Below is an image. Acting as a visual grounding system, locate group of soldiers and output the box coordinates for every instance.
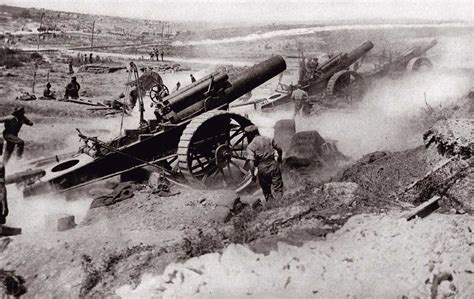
[150,48,165,62]
[40,77,81,101]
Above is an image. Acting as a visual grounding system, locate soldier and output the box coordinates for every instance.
[43,82,56,99]
[65,76,81,99]
[245,125,283,202]
[0,162,7,225]
[89,53,93,64]
[0,105,33,164]
[190,74,196,83]
[291,84,309,118]
[160,50,164,62]
[68,59,74,74]
[174,81,181,92]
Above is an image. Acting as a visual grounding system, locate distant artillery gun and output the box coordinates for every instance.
[298,41,374,99]
[237,41,374,111]
[367,39,437,79]
[12,56,286,197]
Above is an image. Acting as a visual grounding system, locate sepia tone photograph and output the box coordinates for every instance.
[0,0,473,297]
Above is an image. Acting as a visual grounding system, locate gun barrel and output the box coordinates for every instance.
[167,72,230,113]
[346,41,374,63]
[223,55,287,101]
[164,56,286,122]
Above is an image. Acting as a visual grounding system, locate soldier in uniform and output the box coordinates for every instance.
[245,125,283,202]
[43,82,55,99]
[190,74,196,83]
[0,106,33,164]
[291,84,309,118]
[0,162,7,225]
[65,76,81,99]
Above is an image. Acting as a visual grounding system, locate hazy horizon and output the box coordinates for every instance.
[1,0,473,25]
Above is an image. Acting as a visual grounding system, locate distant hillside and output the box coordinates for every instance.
[0,4,177,37]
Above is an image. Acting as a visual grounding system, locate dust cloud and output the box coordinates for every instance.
[243,68,470,160]
[301,70,471,159]
[5,184,92,233]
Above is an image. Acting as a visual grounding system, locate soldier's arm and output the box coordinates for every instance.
[246,144,256,178]
[0,116,14,123]
[272,139,283,160]
[23,116,33,126]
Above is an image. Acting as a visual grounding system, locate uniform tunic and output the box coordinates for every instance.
[247,136,283,200]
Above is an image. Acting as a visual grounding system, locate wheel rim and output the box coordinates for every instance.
[178,111,253,189]
[150,83,169,104]
[328,71,365,99]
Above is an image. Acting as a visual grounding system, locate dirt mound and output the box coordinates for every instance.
[117,213,474,298]
[285,130,347,168]
[423,118,473,159]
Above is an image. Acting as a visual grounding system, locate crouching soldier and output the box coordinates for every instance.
[245,125,284,202]
[1,106,33,164]
[0,162,7,225]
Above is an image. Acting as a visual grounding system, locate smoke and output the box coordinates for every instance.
[5,184,92,233]
[173,22,473,46]
[242,68,471,160]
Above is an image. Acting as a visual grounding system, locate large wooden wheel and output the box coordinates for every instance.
[177,110,254,189]
[406,57,433,71]
[326,70,366,99]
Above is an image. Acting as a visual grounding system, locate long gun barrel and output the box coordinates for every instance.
[401,39,437,60]
[161,55,286,122]
[317,41,374,77]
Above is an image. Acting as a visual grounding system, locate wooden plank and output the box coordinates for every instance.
[402,196,441,221]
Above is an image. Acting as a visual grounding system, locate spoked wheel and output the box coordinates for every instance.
[406,57,433,72]
[178,110,254,189]
[326,70,366,100]
[150,83,169,104]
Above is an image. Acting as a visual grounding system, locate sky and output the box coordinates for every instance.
[1,0,473,24]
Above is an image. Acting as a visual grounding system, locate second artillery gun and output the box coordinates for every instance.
[367,39,437,80]
[255,41,374,111]
[13,56,287,197]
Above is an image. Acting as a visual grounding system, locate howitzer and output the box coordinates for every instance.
[18,56,286,197]
[257,41,373,111]
[368,39,437,79]
[299,41,374,97]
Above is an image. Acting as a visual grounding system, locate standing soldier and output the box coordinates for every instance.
[245,125,283,203]
[160,50,164,62]
[174,82,181,92]
[190,74,196,83]
[0,106,34,164]
[0,162,7,225]
[68,59,74,74]
[291,84,309,118]
[89,53,93,64]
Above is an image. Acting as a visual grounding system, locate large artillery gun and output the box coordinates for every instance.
[298,41,374,98]
[13,56,286,197]
[367,39,437,79]
[254,41,374,111]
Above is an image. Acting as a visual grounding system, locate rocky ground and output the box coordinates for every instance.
[0,19,473,298]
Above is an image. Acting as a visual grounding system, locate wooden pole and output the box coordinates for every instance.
[32,64,38,93]
[90,20,95,51]
[37,12,45,50]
